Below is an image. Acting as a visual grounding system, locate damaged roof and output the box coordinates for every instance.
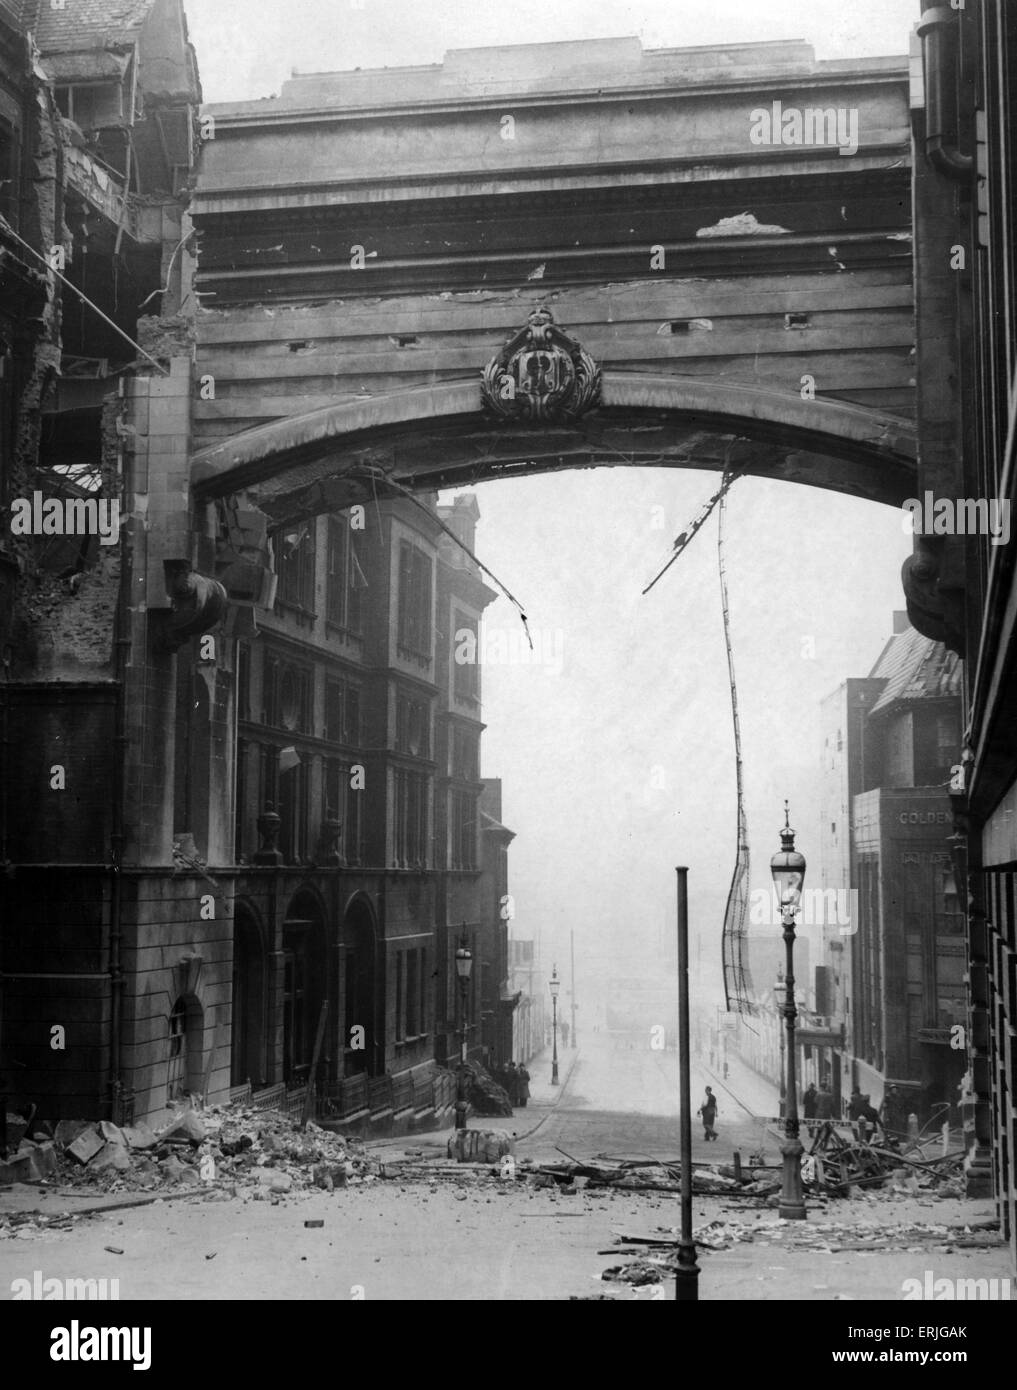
[32,0,156,53]
[40,49,130,80]
[868,623,962,715]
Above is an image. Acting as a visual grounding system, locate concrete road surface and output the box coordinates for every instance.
[519,1032,773,1168]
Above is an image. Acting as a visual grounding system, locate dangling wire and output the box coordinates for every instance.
[717,476,756,1016]
[356,467,533,650]
[642,466,744,595]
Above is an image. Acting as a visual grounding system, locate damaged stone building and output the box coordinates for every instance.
[1,0,519,1132]
[1,0,203,1122]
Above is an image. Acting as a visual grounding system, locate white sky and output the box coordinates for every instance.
[181,0,921,1017]
[186,0,919,103]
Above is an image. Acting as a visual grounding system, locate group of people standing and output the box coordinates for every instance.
[802,1082,907,1145]
[492,1060,531,1108]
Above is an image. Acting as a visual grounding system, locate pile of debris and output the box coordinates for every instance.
[600,1214,1004,1285]
[2,1103,377,1200]
[802,1123,966,1196]
[465,1064,513,1118]
[525,1153,780,1197]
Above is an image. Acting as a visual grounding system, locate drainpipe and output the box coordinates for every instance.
[917,6,974,181]
[108,380,133,1122]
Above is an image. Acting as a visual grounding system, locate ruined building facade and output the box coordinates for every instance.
[1,1,516,1132]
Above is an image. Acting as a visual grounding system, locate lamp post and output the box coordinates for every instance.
[454,933,473,1131]
[775,972,786,1120]
[770,801,807,1221]
[549,965,561,1085]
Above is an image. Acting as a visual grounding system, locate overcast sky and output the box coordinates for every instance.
[182,0,921,1021]
[187,0,919,104]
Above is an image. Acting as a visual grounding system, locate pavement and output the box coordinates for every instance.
[1,1035,1011,1300]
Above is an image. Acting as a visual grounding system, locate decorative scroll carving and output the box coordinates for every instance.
[481,307,601,423]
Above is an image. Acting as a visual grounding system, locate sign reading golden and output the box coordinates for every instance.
[481,307,601,423]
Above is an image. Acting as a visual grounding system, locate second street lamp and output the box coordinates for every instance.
[549,965,560,1086]
[770,801,807,1221]
[454,933,473,1131]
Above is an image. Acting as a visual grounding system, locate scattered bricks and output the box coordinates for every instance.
[159,1153,187,1182]
[0,1140,58,1182]
[67,1126,105,1166]
[90,1142,132,1173]
[122,1123,158,1151]
[156,1110,206,1145]
[178,1167,201,1186]
[99,1121,127,1147]
[269,1173,293,1194]
[304,1219,324,1228]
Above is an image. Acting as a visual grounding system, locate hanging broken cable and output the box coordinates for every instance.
[717,479,756,1016]
[642,466,744,596]
[355,468,533,650]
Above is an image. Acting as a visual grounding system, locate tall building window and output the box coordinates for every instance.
[323,758,364,866]
[282,943,308,1083]
[325,677,361,746]
[0,121,18,229]
[236,642,251,722]
[395,952,405,1042]
[936,713,958,770]
[397,541,432,661]
[166,998,188,1100]
[453,609,480,703]
[279,757,308,864]
[260,744,280,813]
[450,787,477,870]
[450,726,479,781]
[405,949,420,1036]
[396,692,430,757]
[235,737,248,862]
[263,655,312,732]
[326,516,366,634]
[275,523,316,612]
[394,768,428,868]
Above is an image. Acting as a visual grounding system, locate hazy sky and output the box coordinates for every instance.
[181,0,921,1014]
[187,0,920,104]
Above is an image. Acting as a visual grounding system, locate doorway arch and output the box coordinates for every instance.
[230,900,268,1090]
[281,888,328,1087]
[342,893,382,1078]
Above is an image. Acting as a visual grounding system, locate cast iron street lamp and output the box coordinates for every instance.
[775,972,786,1120]
[770,802,807,1221]
[549,965,561,1085]
[454,933,473,1131]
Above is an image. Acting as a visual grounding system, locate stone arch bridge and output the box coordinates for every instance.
[179,36,918,539]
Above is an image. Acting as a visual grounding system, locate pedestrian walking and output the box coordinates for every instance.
[815,1086,834,1120]
[859,1094,881,1143]
[803,1083,818,1131]
[880,1085,903,1146]
[560,1019,570,1048]
[698,1086,718,1141]
[505,1060,519,1107]
[849,1086,865,1140]
[517,1063,530,1107]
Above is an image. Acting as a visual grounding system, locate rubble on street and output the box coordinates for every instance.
[0,1102,379,1217]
